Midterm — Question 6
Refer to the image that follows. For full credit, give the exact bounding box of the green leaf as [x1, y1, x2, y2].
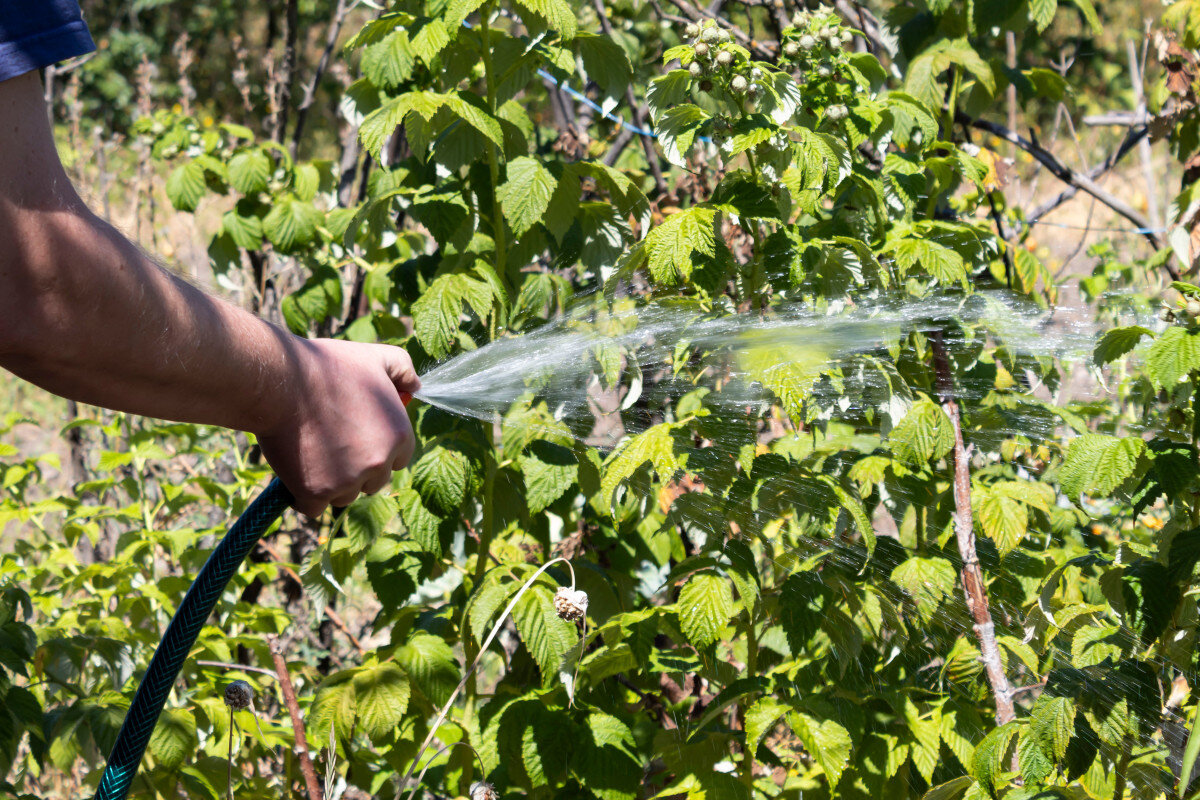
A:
[891, 556, 957, 624]
[166, 161, 206, 211]
[646, 70, 691, 120]
[281, 265, 343, 334]
[411, 445, 472, 513]
[1029, 0, 1057, 31]
[409, 18, 451, 64]
[263, 197, 322, 252]
[576, 33, 632, 106]
[745, 697, 789, 750]
[710, 173, 780, 219]
[411, 273, 464, 359]
[655, 105, 708, 168]
[396, 631, 459, 707]
[521, 441, 577, 514]
[221, 209, 263, 251]
[677, 570, 735, 649]
[892, 237, 967, 284]
[499, 157, 557, 237]
[890, 399, 955, 468]
[512, 583, 579, 687]
[788, 709, 853, 787]
[1058, 434, 1146, 499]
[149, 708, 196, 770]
[352, 663, 410, 742]
[1147, 325, 1200, 388]
[512, 0, 577, 38]
[1069, 0, 1101, 33]
[343, 492, 395, 551]
[600, 422, 684, 508]
[1093, 325, 1152, 366]
[309, 671, 357, 744]
[228, 150, 271, 195]
[362, 29, 415, 89]
[921, 776, 974, 800]
[971, 722, 1019, 797]
[973, 485, 1027, 557]
[398, 488, 443, 555]
[644, 207, 716, 284]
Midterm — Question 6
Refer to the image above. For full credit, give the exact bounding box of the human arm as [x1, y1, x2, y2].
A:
[0, 70, 418, 516]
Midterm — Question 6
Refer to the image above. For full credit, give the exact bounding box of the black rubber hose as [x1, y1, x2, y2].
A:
[93, 477, 293, 800]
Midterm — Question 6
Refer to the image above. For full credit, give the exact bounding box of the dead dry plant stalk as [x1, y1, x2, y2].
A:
[269, 637, 324, 800]
[397, 558, 581, 796]
[930, 332, 1016, 726]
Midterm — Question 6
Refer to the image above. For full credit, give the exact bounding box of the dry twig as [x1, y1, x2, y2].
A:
[931, 333, 1016, 727]
[269, 637, 325, 800]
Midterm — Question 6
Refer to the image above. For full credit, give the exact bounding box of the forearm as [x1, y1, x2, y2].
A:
[0, 204, 301, 436]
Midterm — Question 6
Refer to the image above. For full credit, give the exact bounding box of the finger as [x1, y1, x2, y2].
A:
[329, 488, 361, 509]
[293, 494, 330, 518]
[391, 421, 416, 471]
[362, 468, 392, 495]
[378, 344, 421, 394]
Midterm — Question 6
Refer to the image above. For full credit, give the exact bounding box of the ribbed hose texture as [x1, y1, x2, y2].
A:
[93, 478, 293, 800]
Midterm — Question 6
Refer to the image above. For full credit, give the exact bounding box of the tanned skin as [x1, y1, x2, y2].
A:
[0, 70, 420, 517]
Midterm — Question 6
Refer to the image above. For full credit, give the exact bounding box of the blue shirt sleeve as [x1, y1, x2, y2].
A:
[0, 1, 96, 83]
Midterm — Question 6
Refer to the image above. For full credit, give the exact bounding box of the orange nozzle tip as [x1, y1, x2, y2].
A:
[401, 392, 413, 407]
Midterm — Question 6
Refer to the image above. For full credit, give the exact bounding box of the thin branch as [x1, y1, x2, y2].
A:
[269, 637, 325, 800]
[292, 0, 356, 157]
[590, 0, 669, 195]
[273, 0, 300, 144]
[966, 116, 1171, 263]
[656, 0, 776, 59]
[931, 332, 1016, 727]
[1082, 110, 1151, 127]
[197, 660, 279, 678]
[1026, 124, 1151, 222]
[256, 539, 368, 655]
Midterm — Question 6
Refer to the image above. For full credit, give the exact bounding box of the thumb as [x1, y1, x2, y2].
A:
[378, 344, 421, 394]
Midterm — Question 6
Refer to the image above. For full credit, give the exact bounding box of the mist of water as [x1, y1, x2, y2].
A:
[414, 289, 1109, 438]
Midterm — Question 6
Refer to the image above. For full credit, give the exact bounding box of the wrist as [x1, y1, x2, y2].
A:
[244, 332, 319, 439]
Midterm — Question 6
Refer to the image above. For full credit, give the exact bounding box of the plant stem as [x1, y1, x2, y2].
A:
[479, 4, 508, 282]
[741, 615, 758, 791]
[916, 504, 926, 553]
[930, 332, 1016, 726]
[269, 637, 324, 800]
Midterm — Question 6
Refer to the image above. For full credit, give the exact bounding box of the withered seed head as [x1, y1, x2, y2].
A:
[224, 680, 254, 711]
[470, 781, 499, 800]
[554, 587, 589, 622]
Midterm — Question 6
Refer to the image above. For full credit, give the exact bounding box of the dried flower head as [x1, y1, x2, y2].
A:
[694, 41, 710, 58]
[716, 50, 734, 67]
[554, 587, 589, 622]
[470, 781, 499, 800]
[224, 680, 254, 711]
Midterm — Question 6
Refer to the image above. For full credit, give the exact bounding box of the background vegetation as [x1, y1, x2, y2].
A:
[6, 0, 1200, 798]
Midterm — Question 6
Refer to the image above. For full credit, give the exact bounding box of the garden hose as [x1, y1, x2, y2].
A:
[92, 477, 293, 800]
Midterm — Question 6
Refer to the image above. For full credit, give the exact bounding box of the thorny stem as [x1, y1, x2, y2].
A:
[930, 332, 1016, 726]
[479, 5, 508, 282]
[401, 558, 578, 796]
[269, 637, 324, 800]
